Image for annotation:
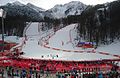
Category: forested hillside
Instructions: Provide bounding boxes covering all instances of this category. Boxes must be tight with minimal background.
[77,0,120,46]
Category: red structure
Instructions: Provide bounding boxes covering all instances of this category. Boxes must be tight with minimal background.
[0,40,17,51]
[0,57,119,73]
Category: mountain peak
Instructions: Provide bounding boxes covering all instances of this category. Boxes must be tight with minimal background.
[27,3,45,12]
[12,1,25,6]
[54,4,63,8]
[64,1,85,6]
[49,1,87,18]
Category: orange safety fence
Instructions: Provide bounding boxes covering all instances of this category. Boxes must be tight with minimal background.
[43,43,120,59]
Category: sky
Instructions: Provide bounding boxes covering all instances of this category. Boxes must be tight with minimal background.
[0,0,116,10]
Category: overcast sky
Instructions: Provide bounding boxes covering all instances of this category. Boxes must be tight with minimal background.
[0,0,116,10]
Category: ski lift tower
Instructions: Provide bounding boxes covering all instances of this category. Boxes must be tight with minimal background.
[0,9,7,52]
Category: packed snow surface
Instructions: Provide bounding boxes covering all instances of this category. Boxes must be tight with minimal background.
[20,22,120,61]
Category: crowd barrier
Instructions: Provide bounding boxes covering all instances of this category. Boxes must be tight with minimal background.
[43,44,120,59]
[0,57,119,72]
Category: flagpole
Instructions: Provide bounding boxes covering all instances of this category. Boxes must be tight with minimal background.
[1,15,4,52]
[0,9,6,52]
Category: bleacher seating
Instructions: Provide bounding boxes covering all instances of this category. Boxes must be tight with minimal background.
[0,57,119,73]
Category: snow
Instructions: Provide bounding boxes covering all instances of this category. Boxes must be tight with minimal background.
[4,1,86,19]
[96,41,120,56]
[12,1,25,6]
[1,22,119,62]
[20,22,120,61]
[25,22,39,36]
[27,3,45,12]
[0,35,20,43]
[49,1,87,18]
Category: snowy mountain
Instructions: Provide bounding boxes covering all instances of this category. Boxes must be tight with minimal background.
[26,3,53,19]
[11,1,25,6]
[27,3,45,12]
[0,1,52,20]
[0,2,43,21]
[47,1,87,18]
[0,1,87,19]
[26,3,48,19]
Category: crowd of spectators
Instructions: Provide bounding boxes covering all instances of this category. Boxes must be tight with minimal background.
[0,58,119,78]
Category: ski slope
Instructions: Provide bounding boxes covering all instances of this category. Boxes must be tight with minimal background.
[21,22,120,61]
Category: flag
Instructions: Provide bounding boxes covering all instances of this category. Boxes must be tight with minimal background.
[0,9,3,17]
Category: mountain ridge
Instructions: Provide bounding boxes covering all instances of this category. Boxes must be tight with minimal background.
[47,1,87,18]
[0,1,87,19]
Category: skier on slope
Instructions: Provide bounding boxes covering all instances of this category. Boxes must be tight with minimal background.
[62,41,64,46]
